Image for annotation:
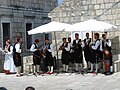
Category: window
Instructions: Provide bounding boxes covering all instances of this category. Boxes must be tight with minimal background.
[45,34,49,39]
[26,23,32,49]
[2,23,10,48]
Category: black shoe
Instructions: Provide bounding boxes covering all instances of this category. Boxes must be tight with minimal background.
[104,72,112,76]
[89,71,94,73]
[74,70,79,73]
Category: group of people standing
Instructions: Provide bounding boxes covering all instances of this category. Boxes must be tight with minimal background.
[60,32,113,75]
[30,38,54,76]
[2,31,113,77]
[3,37,22,77]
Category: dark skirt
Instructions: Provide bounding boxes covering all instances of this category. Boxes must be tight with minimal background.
[74,49,83,63]
[45,53,54,66]
[33,54,41,65]
[69,53,74,64]
[90,50,101,64]
[61,51,69,65]
[84,48,92,63]
[13,53,21,67]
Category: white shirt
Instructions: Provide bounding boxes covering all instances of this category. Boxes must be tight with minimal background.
[64,43,70,51]
[100,39,111,51]
[30,43,38,52]
[92,39,102,51]
[105,39,111,47]
[75,39,85,48]
[44,44,53,52]
[15,43,21,53]
[5,46,13,55]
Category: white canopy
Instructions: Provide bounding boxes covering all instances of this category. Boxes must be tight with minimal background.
[66,19,117,32]
[28,21,70,35]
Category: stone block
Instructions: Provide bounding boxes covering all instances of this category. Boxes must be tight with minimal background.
[114,60,120,73]
[23,55,33,73]
[105,3,112,9]
[94,4,100,9]
[116,20,120,25]
[100,4,105,9]
[96,10,103,15]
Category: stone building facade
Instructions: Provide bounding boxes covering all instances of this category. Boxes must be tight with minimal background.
[0,0,57,72]
[49,0,120,59]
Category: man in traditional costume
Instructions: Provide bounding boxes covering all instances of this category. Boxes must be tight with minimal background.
[83,33,92,70]
[30,39,42,76]
[44,39,54,74]
[72,33,84,72]
[90,33,102,73]
[60,37,70,73]
[13,37,22,77]
[101,33,113,75]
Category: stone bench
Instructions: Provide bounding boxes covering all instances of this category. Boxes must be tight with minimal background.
[23,55,33,74]
[114,60,120,73]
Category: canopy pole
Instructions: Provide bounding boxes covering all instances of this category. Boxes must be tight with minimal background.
[92,31,94,42]
[54,32,58,59]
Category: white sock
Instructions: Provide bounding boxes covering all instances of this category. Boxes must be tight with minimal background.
[16,67,19,75]
[36,65,40,72]
[63,64,66,71]
[75,63,79,71]
[95,64,98,72]
[48,66,50,72]
[90,63,93,72]
[110,66,113,72]
[18,66,21,74]
[50,66,53,72]
[33,66,36,73]
[80,64,83,71]
[66,65,69,72]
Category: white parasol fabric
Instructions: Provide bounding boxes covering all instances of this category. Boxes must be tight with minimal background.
[66,19,117,32]
[28,21,70,35]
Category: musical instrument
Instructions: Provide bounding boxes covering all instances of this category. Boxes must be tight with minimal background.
[59,46,65,50]
[104,50,110,56]
[0,47,9,53]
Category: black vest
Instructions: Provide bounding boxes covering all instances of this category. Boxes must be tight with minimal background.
[73,39,82,50]
[33,43,40,55]
[13,43,21,53]
[93,39,101,50]
[8,45,11,52]
[62,42,69,52]
[102,39,112,53]
[84,38,91,50]
[45,43,52,55]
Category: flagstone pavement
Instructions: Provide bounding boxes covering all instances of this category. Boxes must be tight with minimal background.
[0,72,120,90]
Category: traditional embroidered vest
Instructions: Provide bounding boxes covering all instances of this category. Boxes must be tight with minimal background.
[73,39,82,50]
[62,42,69,52]
[84,38,91,50]
[102,39,112,54]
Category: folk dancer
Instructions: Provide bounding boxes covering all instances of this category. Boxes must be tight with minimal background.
[30,39,42,75]
[90,33,102,73]
[44,39,54,74]
[72,33,84,72]
[59,38,70,73]
[68,37,74,72]
[83,33,92,70]
[101,33,113,75]
[3,39,16,74]
[13,37,22,77]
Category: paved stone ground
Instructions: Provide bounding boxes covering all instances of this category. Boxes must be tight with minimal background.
[0,72,120,90]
